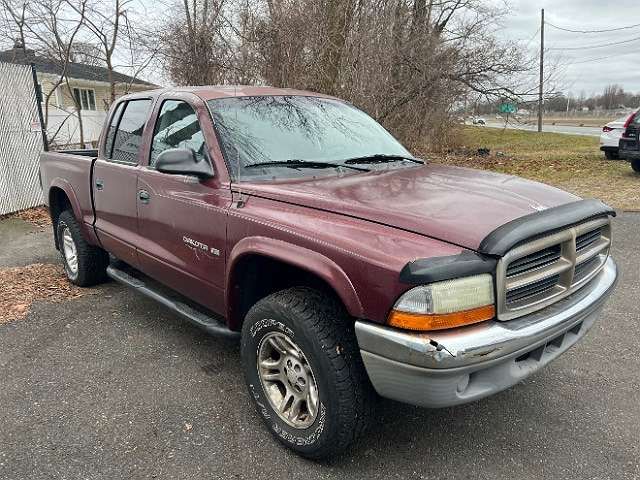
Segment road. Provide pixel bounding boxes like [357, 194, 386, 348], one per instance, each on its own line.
[484, 121, 602, 137]
[0, 215, 639, 479]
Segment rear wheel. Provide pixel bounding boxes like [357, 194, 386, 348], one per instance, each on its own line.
[632, 159, 640, 173]
[56, 210, 109, 286]
[240, 287, 375, 459]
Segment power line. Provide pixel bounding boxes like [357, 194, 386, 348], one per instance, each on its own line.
[545, 21, 640, 34]
[548, 34, 640, 50]
[565, 50, 640, 66]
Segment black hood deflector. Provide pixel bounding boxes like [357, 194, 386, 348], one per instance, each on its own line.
[478, 198, 616, 256]
[399, 199, 615, 285]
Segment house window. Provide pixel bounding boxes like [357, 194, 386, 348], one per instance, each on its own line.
[72, 88, 96, 111]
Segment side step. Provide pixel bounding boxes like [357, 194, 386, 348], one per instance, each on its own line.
[106, 264, 239, 339]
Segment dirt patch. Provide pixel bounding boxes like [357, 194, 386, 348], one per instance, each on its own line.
[0, 263, 88, 324]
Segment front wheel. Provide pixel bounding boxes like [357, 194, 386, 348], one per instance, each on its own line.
[240, 287, 375, 459]
[632, 158, 640, 173]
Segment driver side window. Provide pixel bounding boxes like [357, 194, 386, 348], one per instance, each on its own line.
[150, 100, 205, 167]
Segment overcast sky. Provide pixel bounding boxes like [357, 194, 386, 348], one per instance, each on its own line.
[502, 0, 640, 96]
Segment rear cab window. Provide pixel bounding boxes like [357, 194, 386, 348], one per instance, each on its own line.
[103, 102, 124, 158]
[105, 99, 152, 164]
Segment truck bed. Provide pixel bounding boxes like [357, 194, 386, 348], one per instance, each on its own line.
[39, 150, 98, 235]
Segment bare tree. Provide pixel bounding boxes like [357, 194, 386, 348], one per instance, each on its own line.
[152, 0, 231, 85]
[315, 0, 356, 94]
[67, 0, 129, 105]
[146, 0, 555, 149]
[0, 0, 30, 48]
[601, 84, 625, 111]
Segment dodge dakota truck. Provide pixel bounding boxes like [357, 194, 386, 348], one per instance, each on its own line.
[40, 86, 618, 459]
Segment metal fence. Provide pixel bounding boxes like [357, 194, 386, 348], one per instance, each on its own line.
[0, 61, 45, 215]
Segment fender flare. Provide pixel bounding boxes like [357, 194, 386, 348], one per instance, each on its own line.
[47, 178, 99, 247]
[226, 236, 364, 327]
[48, 177, 83, 223]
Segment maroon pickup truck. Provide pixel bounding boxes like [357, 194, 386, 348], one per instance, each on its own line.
[40, 86, 618, 458]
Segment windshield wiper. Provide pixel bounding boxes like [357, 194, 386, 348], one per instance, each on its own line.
[343, 154, 424, 165]
[244, 159, 369, 171]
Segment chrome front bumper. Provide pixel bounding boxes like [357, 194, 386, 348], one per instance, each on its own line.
[355, 257, 618, 408]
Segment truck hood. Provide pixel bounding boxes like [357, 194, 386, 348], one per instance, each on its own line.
[239, 164, 580, 251]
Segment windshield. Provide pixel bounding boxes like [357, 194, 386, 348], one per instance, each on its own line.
[207, 96, 413, 180]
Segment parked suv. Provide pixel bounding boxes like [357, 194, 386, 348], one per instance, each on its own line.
[39, 86, 617, 458]
[619, 110, 640, 172]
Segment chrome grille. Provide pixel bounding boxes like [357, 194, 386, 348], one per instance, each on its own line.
[506, 244, 561, 277]
[506, 274, 560, 306]
[497, 217, 611, 320]
[576, 227, 602, 252]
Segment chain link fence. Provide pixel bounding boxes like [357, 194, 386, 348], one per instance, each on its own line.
[0, 61, 45, 215]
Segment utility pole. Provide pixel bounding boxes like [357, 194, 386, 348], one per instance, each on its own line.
[538, 8, 544, 132]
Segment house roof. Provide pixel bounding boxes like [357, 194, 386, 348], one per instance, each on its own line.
[0, 47, 156, 87]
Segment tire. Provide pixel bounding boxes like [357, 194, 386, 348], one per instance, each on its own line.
[604, 149, 619, 160]
[632, 159, 640, 173]
[241, 287, 375, 459]
[56, 210, 109, 286]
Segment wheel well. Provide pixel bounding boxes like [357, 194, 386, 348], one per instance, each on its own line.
[49, 187, 72, 250]
[228, 254, 344, 330]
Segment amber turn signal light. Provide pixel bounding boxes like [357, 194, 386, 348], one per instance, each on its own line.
[387, 304, 495, 331]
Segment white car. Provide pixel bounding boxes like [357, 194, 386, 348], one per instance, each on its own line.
[600, 110, 638, 159]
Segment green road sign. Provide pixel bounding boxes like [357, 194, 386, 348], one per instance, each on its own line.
[499, 103, 517, 114]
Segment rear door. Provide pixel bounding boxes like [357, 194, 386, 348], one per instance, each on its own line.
[93, 98, 152, 266]
[135, 95, 232, 314]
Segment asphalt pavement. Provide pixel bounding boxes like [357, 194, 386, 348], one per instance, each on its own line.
[0, 214, 639, 479]
[483, 121, 602, 137]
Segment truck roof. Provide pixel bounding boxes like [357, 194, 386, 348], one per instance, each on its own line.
[123, 85, 337, 102]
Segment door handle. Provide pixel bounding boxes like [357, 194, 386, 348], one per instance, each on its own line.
[138, 190, 150, 204]
[95, 179, 104, 190]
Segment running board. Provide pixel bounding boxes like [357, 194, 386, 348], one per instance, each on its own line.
[106, 264, 239, 339]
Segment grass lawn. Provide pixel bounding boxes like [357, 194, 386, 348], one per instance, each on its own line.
[430, 126, 640, 211]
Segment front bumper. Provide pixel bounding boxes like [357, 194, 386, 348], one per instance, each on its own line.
[355, 257, 618, 408]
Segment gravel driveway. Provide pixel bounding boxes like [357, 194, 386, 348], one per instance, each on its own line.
[0, 214, 638, 480]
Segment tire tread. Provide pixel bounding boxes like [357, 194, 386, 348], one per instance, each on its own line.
[57, 210, 109, 287]
[242, 287, 376, 459]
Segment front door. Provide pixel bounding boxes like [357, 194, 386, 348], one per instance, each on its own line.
[93, 98, 152, 267]
[136, 98, 231, 314]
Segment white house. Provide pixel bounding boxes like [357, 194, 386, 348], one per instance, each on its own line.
[0, 43, 156, 148]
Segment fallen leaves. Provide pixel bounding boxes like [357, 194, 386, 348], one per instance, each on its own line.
[0, 263, 87, 324]
[5, 206, 52, 229]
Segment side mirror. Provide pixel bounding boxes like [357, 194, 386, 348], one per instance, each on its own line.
[155, 148, 214, 179]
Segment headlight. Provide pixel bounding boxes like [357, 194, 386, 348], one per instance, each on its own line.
[388, 274, 495, 331]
